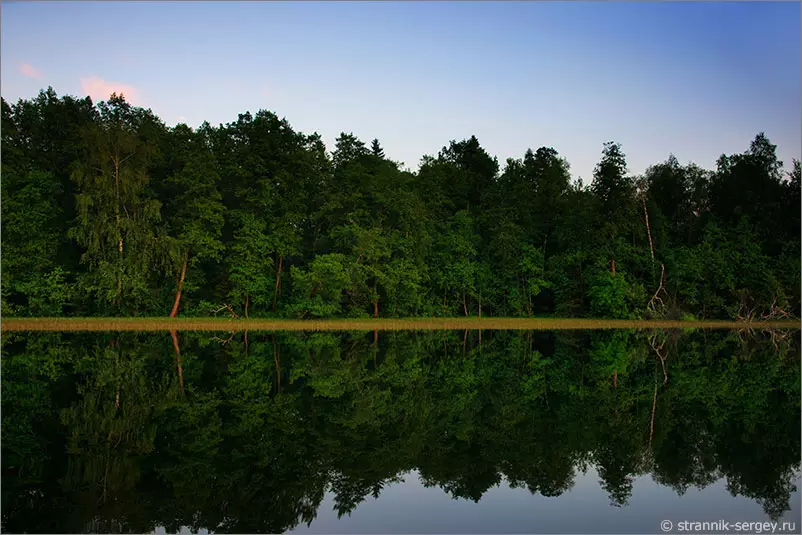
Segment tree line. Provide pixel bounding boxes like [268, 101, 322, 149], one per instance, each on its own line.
[2, 87, 799, 319]
[2, 329, 798, 532]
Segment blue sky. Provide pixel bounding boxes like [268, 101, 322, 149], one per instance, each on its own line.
[2, 1, 800, 181]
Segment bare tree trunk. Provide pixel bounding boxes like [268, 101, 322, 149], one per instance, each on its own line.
[648, 264, 667, 315]
[463, 329, 468, 354]
[272, 254, 283, 312]
[463, 293, 468, 316]
[613, 369, 618, 389]
[641, 193, 655, 263]
[245, 294, 249, 320]
[170, 330, 185, 395]
[169, 248, 189, 317]
[373, 284, 379, 318]
[610, 258, 616, 277]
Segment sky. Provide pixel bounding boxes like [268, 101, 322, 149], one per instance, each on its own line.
[2, 1, 800, 181]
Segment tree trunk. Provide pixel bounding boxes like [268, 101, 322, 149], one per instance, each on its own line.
[245, 294, 249, 320]
[527, 283, 533, 316]
[613, 369, 618, 388]
[373, 283, 379, 317]
[272, 254, 283, 312]
[169, 248, 189, 318]
[463, 293, 468, 316]
[610, 258, 616, 277]
[170, 330, 185, 395]
[642, 193, 655, 262]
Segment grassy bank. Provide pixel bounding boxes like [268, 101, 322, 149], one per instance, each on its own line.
[1, 317, 799, 332]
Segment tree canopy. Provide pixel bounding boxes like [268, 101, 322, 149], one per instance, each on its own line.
[2, 87, 799, 320]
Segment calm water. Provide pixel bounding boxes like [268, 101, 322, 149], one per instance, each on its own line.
[2, 329, 800, 534]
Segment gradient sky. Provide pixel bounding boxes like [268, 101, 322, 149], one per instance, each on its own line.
[2, 1, 800, 181]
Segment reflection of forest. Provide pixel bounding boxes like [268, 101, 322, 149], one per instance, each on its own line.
[2, 329, 799, 533]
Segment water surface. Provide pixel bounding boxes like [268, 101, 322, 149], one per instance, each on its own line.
[2, 329, 799, 533]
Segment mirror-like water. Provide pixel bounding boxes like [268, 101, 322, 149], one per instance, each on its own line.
[2, 329, 799, 534]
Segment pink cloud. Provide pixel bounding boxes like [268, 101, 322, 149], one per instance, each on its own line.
[80, 75, 142, 105]
[19, 62, 43, 79]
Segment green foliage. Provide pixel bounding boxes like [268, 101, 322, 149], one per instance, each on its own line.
[1, 89, 798, 320]
[227, 213, 274, 313]
[588, 269, 645, 319]
[288, 254, 353, 318]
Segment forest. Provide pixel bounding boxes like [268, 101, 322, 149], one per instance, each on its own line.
[2, 87, 800, 320]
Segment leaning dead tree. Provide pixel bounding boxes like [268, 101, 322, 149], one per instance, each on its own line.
[209, 303, 240, 319]
[647, 264, 668, 316]
[760, 297, 791, 320]
[737, 295, 794, 347]
[636, 178, 655, 263]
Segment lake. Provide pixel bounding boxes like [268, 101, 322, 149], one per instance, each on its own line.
[2, 328, 799, 534]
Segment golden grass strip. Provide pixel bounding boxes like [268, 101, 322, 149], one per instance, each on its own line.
[1, 317, 799, 332]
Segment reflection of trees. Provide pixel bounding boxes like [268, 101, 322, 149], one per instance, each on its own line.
[58, 337, 170, 533]
[1, 329, 799, 532]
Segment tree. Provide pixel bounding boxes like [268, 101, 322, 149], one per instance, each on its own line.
[370, 138, 385, 158]
[437, 135, 499, 214]
[1, 90, 95, 315]
[590, 142, 635, 239]
[161, 123, 225, 316]
[68, 93, 169, 315]
[709, 133, 786, 251]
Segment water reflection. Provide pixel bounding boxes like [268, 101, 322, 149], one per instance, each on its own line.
[2, 329, 799, 533]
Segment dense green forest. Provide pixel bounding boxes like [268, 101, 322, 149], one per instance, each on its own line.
[2, 329, 799, 532]
[2, 88, 800, 320]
